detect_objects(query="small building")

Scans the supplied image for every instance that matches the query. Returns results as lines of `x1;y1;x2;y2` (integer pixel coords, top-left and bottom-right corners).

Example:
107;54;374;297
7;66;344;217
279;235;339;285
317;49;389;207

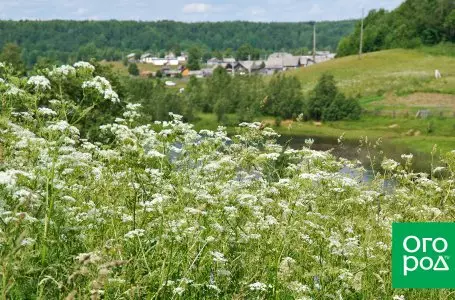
207;57;223;66
140;53;153;64
236;60;266;75
168;59;179;66
181;68;190;77
165;52;176;59
127;53;136;63
177;55;187;63
162;69;181;77
223;57;236;64
265;52;301;71
151;58;168;66
188;70;204;78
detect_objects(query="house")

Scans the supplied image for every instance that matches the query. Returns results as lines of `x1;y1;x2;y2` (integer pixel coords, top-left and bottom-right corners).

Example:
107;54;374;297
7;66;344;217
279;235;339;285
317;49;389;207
140;53;153;63
201;67;215;77
188;70;204;78
236;60;266;75
300;56;315;67
177;55;187;63
207;57;223;66
223;57;236;64
151;57;168;66
127;53;136;63
165;52;176;59
167;59;179;66
265;52;301;71
181;68;190;77
162;69;181;77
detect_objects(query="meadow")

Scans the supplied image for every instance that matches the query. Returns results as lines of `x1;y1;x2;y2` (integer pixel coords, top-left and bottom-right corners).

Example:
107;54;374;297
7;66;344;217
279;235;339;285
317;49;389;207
1;61;455;299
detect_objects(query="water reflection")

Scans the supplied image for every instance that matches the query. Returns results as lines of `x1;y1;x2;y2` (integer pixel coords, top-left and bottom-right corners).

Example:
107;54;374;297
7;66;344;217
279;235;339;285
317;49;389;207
278;134;432;173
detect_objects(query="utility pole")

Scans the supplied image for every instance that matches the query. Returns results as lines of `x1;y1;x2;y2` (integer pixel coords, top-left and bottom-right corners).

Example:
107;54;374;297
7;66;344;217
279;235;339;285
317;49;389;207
312;22;316;64
359;8;364;59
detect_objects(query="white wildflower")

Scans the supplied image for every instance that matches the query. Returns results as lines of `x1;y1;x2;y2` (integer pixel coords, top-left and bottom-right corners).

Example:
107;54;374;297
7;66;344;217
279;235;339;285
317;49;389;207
73;61;95;71
248;282;268;291
210;251;227;263
27;75;51;91
124;229;145;239
49;65;76;78
38;107;57;117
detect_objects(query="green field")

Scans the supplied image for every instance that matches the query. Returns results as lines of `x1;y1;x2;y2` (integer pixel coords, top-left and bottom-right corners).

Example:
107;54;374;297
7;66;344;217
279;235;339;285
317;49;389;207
289;48;455;98
193;113;455;156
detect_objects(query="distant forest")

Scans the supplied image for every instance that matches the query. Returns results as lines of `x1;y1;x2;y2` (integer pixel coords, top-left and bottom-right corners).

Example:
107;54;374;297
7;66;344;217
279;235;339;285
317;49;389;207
337;0;455;56
0;20;356;66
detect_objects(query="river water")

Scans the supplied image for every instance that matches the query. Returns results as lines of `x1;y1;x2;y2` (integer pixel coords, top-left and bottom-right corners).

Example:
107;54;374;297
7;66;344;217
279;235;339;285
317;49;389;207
278;134;433;173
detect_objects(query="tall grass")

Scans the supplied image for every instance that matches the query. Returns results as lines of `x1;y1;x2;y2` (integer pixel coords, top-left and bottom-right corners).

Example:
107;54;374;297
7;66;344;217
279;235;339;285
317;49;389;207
1;61;455;299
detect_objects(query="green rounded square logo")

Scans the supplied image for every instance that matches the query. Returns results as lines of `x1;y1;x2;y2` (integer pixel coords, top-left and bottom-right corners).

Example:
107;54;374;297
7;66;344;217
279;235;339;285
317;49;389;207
392;223;455;289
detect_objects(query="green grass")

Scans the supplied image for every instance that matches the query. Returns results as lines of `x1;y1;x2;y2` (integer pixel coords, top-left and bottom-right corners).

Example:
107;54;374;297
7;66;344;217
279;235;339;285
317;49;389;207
100;60;181;76
193;113;455;155
289;49;455;98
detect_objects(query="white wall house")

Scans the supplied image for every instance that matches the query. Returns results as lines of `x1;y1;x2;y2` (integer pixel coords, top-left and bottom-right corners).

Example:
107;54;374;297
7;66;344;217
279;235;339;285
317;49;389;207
167;59;179;66
177;56;187;63
152;58;168;66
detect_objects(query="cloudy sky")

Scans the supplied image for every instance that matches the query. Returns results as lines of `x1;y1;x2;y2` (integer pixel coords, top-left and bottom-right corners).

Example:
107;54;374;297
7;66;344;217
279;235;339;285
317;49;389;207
0;0;404;22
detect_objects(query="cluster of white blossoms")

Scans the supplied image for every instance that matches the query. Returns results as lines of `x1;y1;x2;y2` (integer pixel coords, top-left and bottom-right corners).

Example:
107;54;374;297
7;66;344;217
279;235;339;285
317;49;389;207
73;61;95;71
27;75;51;92
48;65;76;78
0;69;453;299
82;76;120;103
37;107;57;117
5;83;24;96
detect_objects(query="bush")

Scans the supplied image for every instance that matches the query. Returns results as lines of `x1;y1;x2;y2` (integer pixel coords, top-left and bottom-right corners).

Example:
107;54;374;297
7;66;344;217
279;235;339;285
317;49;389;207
128;63;139;76
309;73;361;121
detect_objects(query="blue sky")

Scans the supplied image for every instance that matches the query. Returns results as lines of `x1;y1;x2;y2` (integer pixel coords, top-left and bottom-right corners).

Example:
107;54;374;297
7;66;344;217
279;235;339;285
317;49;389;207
0;0;404;21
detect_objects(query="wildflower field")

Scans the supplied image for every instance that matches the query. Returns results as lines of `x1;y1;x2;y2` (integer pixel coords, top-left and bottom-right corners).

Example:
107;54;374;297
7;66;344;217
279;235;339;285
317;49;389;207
0;62;454;299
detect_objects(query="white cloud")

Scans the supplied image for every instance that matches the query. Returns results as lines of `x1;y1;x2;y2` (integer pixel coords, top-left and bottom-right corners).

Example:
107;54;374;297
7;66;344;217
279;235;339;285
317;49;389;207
183;3;212;14
75;8;88;15
308;4;323;15
250;7;266;16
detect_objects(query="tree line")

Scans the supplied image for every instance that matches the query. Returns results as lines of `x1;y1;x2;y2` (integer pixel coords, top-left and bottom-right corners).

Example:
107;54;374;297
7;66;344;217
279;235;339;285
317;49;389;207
124;67;361;125
0;20;356;66
337;0;455;56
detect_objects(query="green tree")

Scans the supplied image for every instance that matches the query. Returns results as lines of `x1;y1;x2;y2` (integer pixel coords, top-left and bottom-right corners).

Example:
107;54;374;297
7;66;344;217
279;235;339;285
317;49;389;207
128;63;140;76
308;73;338;120
263;74;305;119
0;43;26;74
213;50;223;60
187;47;202;70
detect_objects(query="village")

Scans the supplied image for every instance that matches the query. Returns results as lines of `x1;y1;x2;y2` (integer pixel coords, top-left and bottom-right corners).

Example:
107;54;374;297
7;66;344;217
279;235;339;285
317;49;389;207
126;50;336;79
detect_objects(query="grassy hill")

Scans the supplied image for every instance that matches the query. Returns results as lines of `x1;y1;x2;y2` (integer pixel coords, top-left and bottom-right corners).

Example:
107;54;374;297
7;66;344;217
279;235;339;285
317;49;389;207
291;48;455;99
281;48;455;156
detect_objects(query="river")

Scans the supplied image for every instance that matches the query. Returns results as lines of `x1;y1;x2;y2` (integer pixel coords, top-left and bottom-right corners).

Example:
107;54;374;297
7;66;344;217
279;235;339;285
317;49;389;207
278;134;433;173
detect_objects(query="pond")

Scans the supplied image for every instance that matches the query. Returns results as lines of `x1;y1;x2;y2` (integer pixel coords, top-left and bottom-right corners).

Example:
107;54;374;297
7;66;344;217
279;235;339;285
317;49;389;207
278;134;433;174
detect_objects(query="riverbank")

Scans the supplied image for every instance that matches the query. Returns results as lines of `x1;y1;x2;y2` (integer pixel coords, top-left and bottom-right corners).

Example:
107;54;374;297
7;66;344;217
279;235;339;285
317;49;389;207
193;113;455;158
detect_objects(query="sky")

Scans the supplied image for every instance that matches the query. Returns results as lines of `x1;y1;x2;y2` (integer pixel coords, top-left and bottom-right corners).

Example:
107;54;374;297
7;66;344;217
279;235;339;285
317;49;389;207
0;0;404;22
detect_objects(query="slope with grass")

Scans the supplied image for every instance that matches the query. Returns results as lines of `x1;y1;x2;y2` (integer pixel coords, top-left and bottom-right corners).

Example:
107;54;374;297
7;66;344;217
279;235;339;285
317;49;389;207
291;48;455;98
277;48;455;156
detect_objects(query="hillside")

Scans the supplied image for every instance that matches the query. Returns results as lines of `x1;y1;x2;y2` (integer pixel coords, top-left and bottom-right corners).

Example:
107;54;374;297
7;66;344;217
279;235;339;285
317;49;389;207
291;48;455;107
336;0;455;56
0;20;356;66
281;48;455;156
